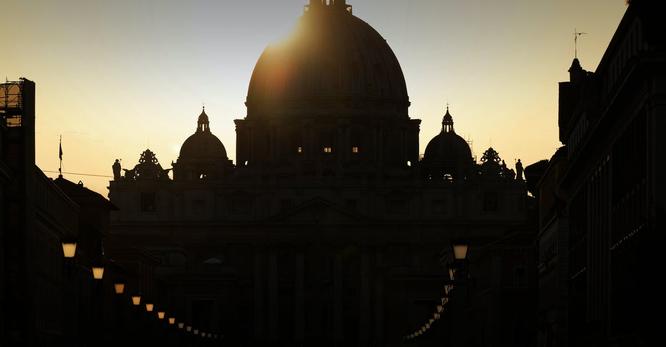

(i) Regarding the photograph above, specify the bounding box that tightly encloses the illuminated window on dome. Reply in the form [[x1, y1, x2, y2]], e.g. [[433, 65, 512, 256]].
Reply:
[[352, 146, 359, 154], [297, 146, 303, 154], [323, 147, 333, 154]]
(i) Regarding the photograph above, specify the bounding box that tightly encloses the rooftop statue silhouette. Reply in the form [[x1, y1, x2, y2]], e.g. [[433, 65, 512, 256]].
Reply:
[[112, 159, 121, 180]]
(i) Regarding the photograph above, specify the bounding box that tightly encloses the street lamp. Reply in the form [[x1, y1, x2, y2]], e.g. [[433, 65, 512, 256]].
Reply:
[[114, 282, 125, 294], [186, 326, 192, 332], [178, 322, 184, 329], [92, 265, 105, 280], [145, 303, 154, 312], [61, 241, 77, 258], [168, 317, 175, 325], [157, 311, 165, 320], [131, 294, 141, 306], [452, 240, 469, 260]]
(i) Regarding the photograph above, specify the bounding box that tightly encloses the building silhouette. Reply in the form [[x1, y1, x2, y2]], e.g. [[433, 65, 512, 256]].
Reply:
[[1, 79, 119, 346], [107, 1, 536, 346], [534, 1, 665, 346]]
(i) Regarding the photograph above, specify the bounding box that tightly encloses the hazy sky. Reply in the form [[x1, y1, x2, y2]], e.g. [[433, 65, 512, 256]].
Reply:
[[1, 0, 627, 195]]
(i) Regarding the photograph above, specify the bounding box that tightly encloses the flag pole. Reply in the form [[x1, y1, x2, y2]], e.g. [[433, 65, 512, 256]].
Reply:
[[59, 135, 63, 177]]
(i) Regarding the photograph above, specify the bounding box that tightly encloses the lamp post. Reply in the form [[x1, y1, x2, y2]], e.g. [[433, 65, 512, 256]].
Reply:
[[60, 239, 78, 343], [90, 259, 106, 347], [111, 279, 126, 345], [449, 240, 471, 347]]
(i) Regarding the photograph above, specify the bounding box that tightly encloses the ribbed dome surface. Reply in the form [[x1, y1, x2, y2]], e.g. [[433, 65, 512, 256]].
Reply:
[[246, 3, 409, 118]]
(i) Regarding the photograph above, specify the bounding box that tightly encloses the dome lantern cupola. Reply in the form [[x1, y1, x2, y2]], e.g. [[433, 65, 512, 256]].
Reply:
[[422, 106, 474, 181], [173, 108, 233, 181], [442, 105, 454, 133], [197, 107, 210, 133]]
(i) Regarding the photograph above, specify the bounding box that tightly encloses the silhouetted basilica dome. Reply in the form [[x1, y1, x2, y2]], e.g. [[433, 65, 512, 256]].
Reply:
[[246, 0, 409, 118], [422, 108, 473, 180], [179, 109, 228, 162]]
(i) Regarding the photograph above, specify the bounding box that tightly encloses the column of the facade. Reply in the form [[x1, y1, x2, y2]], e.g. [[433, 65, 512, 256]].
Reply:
[[374, 251, 384, 344], [268, 250, 279, 342], [646, 95, 665, 344], [359, 251, 370, 345], [334, 254, 343, 344], [253, 248, 265, 342], [294, 252, 305, 343]]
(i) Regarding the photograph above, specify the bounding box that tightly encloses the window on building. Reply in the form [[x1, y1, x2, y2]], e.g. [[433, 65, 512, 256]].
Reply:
[[297, 146, 303, 154], [345, 199, 357, 211], [140, 192, 156, 212], [280, 199, 293, 212], [5, 115, 22, 127], [483, 192, 499, 212], [352, 146, 359, 154], [231, 198, 252, 215], [514, 266, 527, 287], [323, 146, 333, 154], [192, 199, 205, 215], [432, 199, 447, 215], [386, 199, 407, 215]]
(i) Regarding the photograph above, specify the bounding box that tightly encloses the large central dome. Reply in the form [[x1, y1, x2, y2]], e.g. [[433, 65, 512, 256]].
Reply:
[[246, 0, 409, 119]]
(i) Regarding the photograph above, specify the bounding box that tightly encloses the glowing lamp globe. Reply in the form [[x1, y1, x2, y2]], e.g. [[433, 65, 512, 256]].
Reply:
[[61, 242, 77, 258], [131, 295, 141, 306], [92, 266, 105, 280], [114, 283, 125, 294], [452, 241, 469, 260]]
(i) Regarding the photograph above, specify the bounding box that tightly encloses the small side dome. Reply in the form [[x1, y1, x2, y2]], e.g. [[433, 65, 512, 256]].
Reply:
[[422, 107, 473, 181], [173, 108, 233, 181], [178, 108, 228, 162]]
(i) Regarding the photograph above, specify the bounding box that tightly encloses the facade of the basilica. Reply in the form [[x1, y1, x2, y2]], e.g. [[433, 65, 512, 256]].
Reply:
[[106, 1, 536, 346]]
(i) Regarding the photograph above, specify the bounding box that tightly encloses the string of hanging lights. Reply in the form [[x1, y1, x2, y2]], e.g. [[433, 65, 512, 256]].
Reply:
[[403, 241, 469, 341], [59, 239, 223, 341]]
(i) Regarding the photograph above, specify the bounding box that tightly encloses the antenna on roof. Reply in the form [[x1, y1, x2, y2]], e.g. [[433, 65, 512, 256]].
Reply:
[[574, 28, 587, 59]]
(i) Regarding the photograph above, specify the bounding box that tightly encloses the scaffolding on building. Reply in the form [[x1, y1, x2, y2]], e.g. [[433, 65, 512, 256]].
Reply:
[[0, 79, 25, 127]]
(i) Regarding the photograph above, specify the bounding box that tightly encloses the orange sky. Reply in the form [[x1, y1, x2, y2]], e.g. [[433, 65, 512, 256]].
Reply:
[[0, 0, 627, 195]]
